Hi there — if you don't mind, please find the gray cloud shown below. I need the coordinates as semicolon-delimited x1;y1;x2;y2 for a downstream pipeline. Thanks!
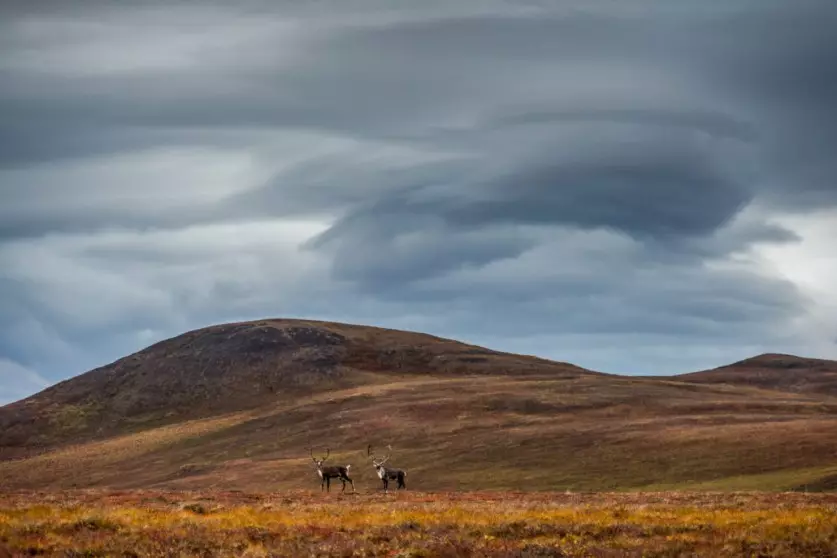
480;108;758;142
1;0;837;398
449;146;750;240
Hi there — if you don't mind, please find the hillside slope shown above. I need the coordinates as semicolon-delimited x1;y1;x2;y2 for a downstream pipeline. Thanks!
3;321;837;492
675;353;837;396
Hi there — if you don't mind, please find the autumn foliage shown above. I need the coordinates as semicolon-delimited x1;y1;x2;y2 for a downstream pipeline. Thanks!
2;490;837;557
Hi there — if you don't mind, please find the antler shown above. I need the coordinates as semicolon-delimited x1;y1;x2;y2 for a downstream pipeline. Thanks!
368;444;395;466
310;447;330;463
377;444;392;466
368;444;382;465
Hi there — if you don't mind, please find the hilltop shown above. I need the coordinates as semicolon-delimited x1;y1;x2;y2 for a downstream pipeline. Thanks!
2;320;837;493
675;353;837;396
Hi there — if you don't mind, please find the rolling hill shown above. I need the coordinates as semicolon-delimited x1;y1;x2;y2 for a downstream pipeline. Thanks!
674;353;837;396
2;319;837;493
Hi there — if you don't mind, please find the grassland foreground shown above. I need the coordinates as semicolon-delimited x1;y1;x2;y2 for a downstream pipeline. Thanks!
1;490;837;557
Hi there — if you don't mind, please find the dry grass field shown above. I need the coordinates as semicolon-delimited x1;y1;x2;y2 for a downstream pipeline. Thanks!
3;322;837;493
2;490;837;557
5;372;837;493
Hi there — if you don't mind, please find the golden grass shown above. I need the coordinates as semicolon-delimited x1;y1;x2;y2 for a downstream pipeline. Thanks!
1;490;837;557
0;411;257;488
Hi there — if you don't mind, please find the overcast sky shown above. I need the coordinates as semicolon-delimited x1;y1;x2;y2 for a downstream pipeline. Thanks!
2;0;837;404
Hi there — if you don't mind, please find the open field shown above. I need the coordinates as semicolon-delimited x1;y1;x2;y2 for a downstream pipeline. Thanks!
2;490;837;557
5;372;837;492
4;371;837;493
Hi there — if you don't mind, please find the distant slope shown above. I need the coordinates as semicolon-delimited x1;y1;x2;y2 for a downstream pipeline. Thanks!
675;353;837;396
4;322;837;493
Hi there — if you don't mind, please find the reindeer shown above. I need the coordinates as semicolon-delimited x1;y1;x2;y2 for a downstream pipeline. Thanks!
368;444;407;492
309;448;354;493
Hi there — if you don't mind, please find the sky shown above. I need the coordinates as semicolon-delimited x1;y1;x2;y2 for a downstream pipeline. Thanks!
2;0;837;404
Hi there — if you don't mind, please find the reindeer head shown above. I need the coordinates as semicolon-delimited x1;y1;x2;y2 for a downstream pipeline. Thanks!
310;447;330;468
367;444;392;471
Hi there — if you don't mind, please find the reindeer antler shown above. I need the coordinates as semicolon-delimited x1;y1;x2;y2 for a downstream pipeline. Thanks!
310;447;330;463
368;444;383;466
377;445;392;466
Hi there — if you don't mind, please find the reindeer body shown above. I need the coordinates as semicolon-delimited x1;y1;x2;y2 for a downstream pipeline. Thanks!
375;464;406;491
310;448;354;493
317;463;354;492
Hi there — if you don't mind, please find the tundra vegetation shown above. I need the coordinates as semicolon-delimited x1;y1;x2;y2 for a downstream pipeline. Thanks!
2;490;837;557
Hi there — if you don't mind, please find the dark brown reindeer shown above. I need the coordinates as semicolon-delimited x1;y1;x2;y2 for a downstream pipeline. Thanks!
368;444;407;492
309;448;355;493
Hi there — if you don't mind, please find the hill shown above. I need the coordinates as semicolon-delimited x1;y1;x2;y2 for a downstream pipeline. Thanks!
0;319;589;453
2;320;837;493
674;353;837;396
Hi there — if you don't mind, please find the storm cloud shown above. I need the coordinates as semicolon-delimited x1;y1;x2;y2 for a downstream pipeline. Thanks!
1;0;836;403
